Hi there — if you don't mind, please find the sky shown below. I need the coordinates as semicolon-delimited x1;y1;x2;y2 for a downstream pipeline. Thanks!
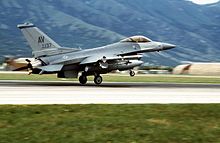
190;0;219;4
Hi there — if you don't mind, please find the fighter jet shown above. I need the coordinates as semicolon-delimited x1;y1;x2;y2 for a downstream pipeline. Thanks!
17;23;175;85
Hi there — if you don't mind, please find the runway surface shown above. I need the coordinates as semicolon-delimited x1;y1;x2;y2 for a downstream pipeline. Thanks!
0;80;220;104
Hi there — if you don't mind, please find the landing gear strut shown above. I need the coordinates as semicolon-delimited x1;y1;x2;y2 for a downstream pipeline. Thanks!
94;75;103;85
79;72;87;84
129;70;135;77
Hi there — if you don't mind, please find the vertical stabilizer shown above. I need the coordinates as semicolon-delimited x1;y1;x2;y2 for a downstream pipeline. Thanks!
17;23;62;57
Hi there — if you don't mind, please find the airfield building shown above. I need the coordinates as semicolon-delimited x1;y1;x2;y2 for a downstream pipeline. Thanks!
173;63;220;76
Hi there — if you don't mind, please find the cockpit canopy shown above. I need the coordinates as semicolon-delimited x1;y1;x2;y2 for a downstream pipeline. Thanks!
120;36;152;43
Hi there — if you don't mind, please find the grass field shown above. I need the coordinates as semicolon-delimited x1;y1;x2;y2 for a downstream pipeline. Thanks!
0;105;220;143
1;72;220;84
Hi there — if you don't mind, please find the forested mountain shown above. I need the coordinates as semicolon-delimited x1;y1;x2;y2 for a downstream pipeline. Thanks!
0;0;220;66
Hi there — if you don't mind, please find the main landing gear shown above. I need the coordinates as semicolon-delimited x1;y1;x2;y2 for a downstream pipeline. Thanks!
129;70;135;77
94;75;102;85
79;74;87;85
79;73;103;85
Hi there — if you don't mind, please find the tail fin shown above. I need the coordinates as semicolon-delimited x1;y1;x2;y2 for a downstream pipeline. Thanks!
17;23;62;57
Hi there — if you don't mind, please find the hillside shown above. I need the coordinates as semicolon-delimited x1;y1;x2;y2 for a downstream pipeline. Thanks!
0;0;220;66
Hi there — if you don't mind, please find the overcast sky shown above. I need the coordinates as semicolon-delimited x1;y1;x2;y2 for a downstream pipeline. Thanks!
190;0;219;4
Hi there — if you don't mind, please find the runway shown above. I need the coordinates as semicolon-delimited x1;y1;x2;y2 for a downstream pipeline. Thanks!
0;80;220;104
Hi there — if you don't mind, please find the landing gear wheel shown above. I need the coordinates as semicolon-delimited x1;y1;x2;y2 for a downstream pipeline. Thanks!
130;70;135;77
79;76;87;84
94;75;103;85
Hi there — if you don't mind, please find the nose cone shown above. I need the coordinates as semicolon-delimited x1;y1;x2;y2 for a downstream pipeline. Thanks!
162;43;176;50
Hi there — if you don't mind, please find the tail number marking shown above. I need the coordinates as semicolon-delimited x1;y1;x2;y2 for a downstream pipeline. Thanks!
42;43;52;48
38;36;52;48
38;36;45;43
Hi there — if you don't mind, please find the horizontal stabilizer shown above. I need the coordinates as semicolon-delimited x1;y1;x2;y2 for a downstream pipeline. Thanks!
37;64;63;72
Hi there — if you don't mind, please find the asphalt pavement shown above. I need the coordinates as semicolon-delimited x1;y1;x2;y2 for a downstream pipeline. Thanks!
0;80;220;104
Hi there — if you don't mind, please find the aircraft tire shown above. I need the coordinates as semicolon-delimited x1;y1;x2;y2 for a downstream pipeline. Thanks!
130;70;135;77
94;75;102;85
79;76;87;84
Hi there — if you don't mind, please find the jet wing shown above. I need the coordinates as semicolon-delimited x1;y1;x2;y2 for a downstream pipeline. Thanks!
105;55;143;61
50;54;142;66
80;55;143;65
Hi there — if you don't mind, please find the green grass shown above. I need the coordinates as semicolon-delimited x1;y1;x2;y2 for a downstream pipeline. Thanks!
1;73;220;84
0;73;63;81
103;75;220;84
0;105;220;143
